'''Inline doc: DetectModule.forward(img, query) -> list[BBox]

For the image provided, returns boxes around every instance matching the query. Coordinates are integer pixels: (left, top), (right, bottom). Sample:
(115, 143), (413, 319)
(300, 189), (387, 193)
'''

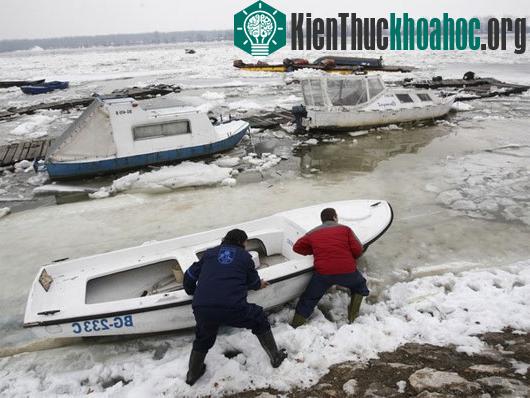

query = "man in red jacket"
(291, 207), (369, 327)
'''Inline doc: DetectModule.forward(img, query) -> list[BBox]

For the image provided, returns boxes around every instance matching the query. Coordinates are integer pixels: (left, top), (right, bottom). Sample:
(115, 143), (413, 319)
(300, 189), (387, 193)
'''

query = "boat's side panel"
(24, 200), (392, 336)
(29, 271), (312, 338)
(307, 101), (453, 130)
(46, 124), (249, 179)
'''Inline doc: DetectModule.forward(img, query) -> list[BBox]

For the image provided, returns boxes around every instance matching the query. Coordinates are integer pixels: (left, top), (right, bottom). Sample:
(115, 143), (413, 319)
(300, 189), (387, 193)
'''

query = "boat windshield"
(367, 76), (385, 99)
(327, 79), (368, 106)
(301, 79), (326, 107)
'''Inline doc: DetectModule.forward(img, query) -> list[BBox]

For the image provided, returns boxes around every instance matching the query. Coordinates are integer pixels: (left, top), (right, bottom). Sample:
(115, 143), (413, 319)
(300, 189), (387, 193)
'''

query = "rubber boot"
(348, 294), (364, 324)
(257, 330), (287, 368)
(185, 350), (207, 386)
(290, 313), (307, 328)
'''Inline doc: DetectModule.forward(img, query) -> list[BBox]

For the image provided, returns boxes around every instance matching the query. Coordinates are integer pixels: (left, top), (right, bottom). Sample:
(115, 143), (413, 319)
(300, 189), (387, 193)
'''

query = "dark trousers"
(295, 271), (369, 319)
(192, 304), (271, 353)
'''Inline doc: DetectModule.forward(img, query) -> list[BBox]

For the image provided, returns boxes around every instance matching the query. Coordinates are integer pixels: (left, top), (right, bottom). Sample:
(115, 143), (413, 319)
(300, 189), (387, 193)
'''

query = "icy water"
(0, 42), (529, 360)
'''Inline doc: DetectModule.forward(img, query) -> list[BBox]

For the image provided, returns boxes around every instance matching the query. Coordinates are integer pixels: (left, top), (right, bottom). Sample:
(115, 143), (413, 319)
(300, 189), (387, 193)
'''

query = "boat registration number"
(71, 315), (134, 334)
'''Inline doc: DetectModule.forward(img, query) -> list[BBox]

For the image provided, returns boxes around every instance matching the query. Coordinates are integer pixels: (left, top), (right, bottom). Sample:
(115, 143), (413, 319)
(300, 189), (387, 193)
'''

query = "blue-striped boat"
(46, 98), (249, 180)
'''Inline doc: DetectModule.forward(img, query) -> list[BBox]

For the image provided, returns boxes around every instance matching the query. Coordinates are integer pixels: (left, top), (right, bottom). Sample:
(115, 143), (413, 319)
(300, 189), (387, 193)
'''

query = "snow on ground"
(0, 261), (527, 397)
(434, 145), (530, 225)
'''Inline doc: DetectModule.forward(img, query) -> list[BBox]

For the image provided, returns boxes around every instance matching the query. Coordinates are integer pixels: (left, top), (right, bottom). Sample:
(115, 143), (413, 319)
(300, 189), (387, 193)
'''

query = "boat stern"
(213, 119), (250, 144)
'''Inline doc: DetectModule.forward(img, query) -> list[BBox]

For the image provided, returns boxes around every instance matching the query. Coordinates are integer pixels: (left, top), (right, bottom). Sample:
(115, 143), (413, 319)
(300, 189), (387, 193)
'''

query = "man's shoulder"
(307, 222), (351, 235)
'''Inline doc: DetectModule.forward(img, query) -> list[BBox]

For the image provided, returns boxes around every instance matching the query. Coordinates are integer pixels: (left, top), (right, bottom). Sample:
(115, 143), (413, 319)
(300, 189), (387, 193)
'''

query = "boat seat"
(172, 266), (184, 283)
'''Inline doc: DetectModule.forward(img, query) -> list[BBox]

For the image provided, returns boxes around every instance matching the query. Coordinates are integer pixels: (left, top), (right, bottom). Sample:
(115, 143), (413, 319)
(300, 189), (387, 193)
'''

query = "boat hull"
(46, 124), (249, 180)
(304, 100), (454, 131)
(24, 200), (393, 338)
(20, 81), (69, 95)
(28, 269), (312, 338)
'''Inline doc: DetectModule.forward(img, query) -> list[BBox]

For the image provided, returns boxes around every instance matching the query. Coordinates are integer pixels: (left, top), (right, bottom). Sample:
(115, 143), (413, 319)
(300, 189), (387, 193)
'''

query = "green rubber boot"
(348, 294), (364, 324)
(291, 313), (307, 328)
(185, 350), (207, 386)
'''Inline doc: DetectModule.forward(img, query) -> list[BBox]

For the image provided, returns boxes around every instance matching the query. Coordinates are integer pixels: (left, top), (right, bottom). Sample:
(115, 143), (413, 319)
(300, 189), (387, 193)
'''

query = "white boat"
(292, 75), (455, 131)
(46, 98), (249, 179)
(24, 200), (393, 338)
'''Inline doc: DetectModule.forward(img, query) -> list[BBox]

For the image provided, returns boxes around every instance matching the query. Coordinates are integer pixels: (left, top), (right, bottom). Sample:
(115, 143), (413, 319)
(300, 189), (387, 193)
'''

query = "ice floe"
(434, 146), (530, 225)
(451, 101), (474, 112)
(9, 114), (55, 140)
(91, 161), (233, 198)
(0, 207), (10, 219)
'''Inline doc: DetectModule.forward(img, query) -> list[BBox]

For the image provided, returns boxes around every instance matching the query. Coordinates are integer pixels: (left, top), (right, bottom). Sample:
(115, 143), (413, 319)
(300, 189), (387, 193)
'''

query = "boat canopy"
(301, 75), (386, 107)
(48, 99), (117, 162)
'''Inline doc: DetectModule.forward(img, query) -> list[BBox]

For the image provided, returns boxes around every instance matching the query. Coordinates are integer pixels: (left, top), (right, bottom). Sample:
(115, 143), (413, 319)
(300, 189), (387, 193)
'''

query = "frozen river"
(0, 42), (529, 395)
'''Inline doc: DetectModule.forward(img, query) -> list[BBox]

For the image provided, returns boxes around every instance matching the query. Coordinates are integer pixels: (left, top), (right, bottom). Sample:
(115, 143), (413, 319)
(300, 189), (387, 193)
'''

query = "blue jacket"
(184, 244), (261, 308)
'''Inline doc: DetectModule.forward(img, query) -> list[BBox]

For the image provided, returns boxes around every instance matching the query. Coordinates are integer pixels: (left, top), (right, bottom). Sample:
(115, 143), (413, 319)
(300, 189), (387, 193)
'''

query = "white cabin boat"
(46, 98), (249, 179)
(293, 75), (455, 131)
(24, 200), (393, 338)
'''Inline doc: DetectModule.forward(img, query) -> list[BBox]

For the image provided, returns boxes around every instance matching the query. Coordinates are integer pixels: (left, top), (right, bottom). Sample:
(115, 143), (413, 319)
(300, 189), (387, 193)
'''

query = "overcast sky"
(0, 0), (528, 40)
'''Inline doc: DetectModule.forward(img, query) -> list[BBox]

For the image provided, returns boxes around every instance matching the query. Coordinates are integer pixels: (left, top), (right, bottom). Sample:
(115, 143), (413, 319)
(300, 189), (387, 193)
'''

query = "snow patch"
(0, 262), (528, 397)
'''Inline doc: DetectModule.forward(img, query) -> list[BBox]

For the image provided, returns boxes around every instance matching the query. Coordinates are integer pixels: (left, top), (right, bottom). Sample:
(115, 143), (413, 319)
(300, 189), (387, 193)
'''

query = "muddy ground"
(227, 330), (529, 398)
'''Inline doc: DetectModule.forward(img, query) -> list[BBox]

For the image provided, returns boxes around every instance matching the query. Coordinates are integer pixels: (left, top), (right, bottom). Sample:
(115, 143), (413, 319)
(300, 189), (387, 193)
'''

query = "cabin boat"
(45, 98), (250, 179)
(24, 200), (393, 338)
(292, 75), (455, 131)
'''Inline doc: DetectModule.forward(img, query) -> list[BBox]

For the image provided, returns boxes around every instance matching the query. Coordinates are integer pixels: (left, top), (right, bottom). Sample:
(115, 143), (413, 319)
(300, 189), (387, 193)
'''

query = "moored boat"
(20, 81), (69, 95)
(45, 98), (250, 179)
(23, 200), (393, 338)
(293, 75), (456, 131)
(0, 79), (45, 89)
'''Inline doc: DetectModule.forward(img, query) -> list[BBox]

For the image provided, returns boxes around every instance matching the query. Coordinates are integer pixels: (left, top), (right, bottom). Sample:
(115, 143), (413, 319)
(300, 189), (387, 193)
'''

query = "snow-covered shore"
(0, 262), (527, 397)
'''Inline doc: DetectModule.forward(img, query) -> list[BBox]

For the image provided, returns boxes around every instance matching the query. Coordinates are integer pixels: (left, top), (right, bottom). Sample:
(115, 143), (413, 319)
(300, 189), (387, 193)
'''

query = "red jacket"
(293, 222), (363, 275)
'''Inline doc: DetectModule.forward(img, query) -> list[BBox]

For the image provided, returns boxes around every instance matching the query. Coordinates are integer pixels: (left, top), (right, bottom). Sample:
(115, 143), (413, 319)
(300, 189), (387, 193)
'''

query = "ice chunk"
(214, 157), (240, 168)
(0, 207), (10, 219)
(451, 102), (473, 112)
(110, 162), (232, 193)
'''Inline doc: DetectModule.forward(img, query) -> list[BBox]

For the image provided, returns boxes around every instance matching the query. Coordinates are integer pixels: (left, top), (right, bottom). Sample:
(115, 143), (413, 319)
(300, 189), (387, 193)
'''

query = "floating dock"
(0, 84), (181, 120)
(0, 138), (51, 167)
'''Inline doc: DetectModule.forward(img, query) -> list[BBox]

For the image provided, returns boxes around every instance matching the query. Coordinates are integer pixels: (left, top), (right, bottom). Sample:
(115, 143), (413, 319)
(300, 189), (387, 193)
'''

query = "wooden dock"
(0, 84), (181, 121)
(0, 139), (52, 166)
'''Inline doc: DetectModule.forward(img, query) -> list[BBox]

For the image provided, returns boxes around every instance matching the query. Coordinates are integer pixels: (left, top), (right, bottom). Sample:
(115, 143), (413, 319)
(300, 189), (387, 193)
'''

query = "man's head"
(320, 208), (338, 223)
(222, 229), (248, 248)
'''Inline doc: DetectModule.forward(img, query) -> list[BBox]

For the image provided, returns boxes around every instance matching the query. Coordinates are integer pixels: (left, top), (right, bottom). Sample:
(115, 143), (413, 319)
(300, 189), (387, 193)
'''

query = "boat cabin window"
(367, 77), (385, 99)
(133, 120), (191, 141)
(417, 93), (432, 102)
(396, 94), (414, 104)
(327, 79), (368, 106)
(301, 80), (325, 107)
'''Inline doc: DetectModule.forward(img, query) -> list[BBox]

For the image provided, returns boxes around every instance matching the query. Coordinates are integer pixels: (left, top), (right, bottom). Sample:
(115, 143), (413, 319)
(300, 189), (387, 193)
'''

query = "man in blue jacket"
(183, 229), (287, 385)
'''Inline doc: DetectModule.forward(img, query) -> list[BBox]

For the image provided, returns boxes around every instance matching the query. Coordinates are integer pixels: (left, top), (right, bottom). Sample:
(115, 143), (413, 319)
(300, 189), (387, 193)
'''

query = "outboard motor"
(292, 105), (307, 132)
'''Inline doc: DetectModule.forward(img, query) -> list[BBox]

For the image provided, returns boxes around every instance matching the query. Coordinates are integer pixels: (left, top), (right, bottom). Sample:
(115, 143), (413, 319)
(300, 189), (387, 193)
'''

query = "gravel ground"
(227, 329), (529, 398)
